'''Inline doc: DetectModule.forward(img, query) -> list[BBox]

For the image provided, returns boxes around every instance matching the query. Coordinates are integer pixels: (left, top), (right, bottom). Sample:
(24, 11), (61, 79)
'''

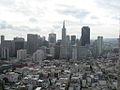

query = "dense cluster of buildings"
(0, 21), (105, 61)
(0, 57), (119, 90)
(0, 21), (119, 90)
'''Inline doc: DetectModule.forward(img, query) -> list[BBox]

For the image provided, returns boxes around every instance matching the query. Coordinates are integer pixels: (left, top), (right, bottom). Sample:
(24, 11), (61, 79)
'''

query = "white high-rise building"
(32, 49), (45, 64)
(1, 47), (9, 60)
(97, 36), (104, 56)
(17, 49), (27, 60)
(72, 45), (77, 60)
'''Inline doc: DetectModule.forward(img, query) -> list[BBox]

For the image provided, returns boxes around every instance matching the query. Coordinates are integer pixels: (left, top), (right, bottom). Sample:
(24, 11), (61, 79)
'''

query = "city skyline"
(0, 0), (119, 40)
(0, 0), (120, 89)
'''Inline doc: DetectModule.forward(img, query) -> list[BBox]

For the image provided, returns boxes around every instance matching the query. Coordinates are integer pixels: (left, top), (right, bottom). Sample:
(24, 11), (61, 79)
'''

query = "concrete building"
(78, 46), (91, 59)
(72, 45), (77, 60)
(6, 72), (19, 83)
(14, 37), (25, 56)
(1, 47), (9, 60)
(54, 40), (61, 59)
(80, 26), (90, 46)
(32, 49), (45, 64)
(48, 33), (56, 47)
(1, 35), (5, 44)
(71, 35), (76, 45)
(66, 35), (72, 59)
(50, 47), (55, 58)
(17, 49), (27, 60)
(27, 34), (40, 54)
(96, 36), (104, 56)
(92, 40), (98, 57)
(39, 46), (47, 59)
(1, 35), (15, 57)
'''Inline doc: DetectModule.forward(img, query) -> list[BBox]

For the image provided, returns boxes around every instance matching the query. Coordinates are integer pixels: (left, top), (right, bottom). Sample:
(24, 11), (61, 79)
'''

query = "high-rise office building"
(54, 40), (61, 59)
(78, 46), (91, 59)
(80, 26), (90, 46)
(71, 35), (76, 45)
(92, 36), (104, 57)
(48, 33), (56, 44)
(72, 45), (77, 60)
(27, 34), (39, 54)
(48, 33), (56, 47)
(66, 35), (71, 59)
(60, 21), (67, 59)
(32, 49), (45, 64)
(1, 35), (5, 45)
(14, 37), (25, 56)
(1, 35), (15, 57)
(92, 40), (98, 57)
(1, 47), (9, 60)
(17, 49), (27, 60)
(50, 47), (55, 58)
(97, 36), (104, 56)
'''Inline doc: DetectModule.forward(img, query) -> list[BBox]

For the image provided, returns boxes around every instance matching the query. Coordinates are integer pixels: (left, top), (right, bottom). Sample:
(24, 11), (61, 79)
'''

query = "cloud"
(52, 25), (61, 29)
(0, 0), (46, 17)
(96, 0), (120, 12)
(29, 18), (38, 22)
(91, 16), (99, 20)
(57, 9), (90, 19)
(0, 0), (119, 39)
(0, 0), (16, 6)
(57, 4), (74, 9)
(56, 5), (90, 19)
(112, 16), (119, 21)
(0, 20), (41, 32)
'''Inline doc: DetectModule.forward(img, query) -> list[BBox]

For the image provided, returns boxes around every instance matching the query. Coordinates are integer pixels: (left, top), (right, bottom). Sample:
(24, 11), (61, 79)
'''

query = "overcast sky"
(0, 0), (119, 40)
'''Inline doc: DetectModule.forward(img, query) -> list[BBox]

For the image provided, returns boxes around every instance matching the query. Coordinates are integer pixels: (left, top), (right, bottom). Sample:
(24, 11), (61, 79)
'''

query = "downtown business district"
(0, 21), (119, 90)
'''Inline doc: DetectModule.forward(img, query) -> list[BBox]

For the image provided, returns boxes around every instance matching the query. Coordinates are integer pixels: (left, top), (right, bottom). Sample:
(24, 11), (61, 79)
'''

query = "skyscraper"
(60, 21), (67, 59)
(54, 40), (61, 59)
(17, 49), (27, 60)
(48, 33), (56, 47)
(1, 35), (15, 57)
(66, 35), (71, 59)
(14, 37), (25, 56)
(71, 35), (76, 45)
(1, 47), (9, 60)
(97, 36), (104, 56)
(80, 26), (90, 46)
(27, 34), (39, 54)
(48, 33), (56, 44)
(72, 45), (77, 60)
(1, 35), (5, 45)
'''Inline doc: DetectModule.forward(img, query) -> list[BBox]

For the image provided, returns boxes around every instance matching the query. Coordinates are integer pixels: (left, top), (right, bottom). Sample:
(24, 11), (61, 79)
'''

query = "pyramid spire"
(63, 20), (65, 28)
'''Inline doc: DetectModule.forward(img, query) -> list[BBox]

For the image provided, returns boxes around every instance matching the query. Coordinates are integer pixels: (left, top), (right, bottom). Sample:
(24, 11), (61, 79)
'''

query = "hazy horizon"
(0, 0), (119, 40)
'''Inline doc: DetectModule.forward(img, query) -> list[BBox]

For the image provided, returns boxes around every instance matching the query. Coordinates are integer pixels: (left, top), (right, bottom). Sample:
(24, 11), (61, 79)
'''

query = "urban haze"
(0, 0), (119, 90)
